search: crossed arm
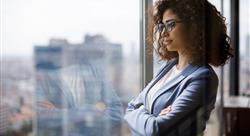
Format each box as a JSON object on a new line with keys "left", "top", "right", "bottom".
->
{"left": 124, "top": 74, "right": 217, "bottom": 136}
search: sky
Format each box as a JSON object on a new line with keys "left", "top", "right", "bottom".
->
{"left": 1, "top": 0, "right": 249, "bottom": 57}
{"left": 1, "top": 0, "right": 140, "bottom": 57}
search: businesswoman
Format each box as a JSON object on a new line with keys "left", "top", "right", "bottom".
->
{"left": 124, "top": 0, "right": 233, "bottom": 135}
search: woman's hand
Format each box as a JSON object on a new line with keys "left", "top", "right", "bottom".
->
{"left": 37, "top": 101, "right": 57, "bottom": 110}
{"left": 159, "top": 105, "right": 171, "bottom": 116}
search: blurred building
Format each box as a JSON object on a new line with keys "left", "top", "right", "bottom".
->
{"left": 34, "top": 34, "right": 123, "bottom": 136}
{"left": 0, "top": 103, "right": 11, "bottom": 135}
{"left": 34, "top": 34, "right": 123, "bottom": 98}
{"left": 35, "top": 34, "right": 122, "bottom": 69}
{"left": 0, "top": 57, "right": 34, "bottom": 135}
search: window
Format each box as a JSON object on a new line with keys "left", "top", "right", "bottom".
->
{"left": 1, "top": 0, "right": 141, "bottom": 135}
{"left": 240, "top": 0, "right": 250, "bottom": 95}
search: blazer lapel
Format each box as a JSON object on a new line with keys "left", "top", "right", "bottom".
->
{"left": 144, "top": 59, "right": 178, "bottom": 107}
{"left": 150, "top": 63, "right": 200, "bottom": 111}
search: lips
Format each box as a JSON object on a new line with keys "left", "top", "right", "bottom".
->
{"left": 163, "top": 39, "right": 172, "bottom": 45}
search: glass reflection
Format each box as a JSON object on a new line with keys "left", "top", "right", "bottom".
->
{"left": 34, "top": 35, "right": 123, "bottom": 136}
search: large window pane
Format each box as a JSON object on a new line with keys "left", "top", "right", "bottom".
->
{"left": 222, "top": 0, "right": 231, "bottom": 94}
{"left": 240, "top": 0, "right": 250, "bottom": 95}
{"left": 1, "top": 0, "right": 141, "bottom": 135}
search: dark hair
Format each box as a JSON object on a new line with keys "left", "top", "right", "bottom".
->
{"left": 147, "top": 0, "right": 233, "bottom": 66}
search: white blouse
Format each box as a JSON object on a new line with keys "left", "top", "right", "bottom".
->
{"left": 147, "top": 65, "right": 183, "bottom": 111}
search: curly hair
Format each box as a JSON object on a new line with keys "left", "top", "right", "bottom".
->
{"left": 147, "top": 0, "right": 233, "bottom": 67}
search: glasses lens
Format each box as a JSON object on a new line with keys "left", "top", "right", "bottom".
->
{"left": 158, "top": 20, "right": 178, "bottom": 32}
{"left": 158, "top": 23, "right": 165, "bottom": 32}
{"left": 166, "top": 21, "right": 176, "bottom": 32}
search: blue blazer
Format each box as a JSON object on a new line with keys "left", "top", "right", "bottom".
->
{"left": 124, "top": 59, "right": 218, "bottom": 136}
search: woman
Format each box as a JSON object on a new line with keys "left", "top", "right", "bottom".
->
{"left": 124, "top": 0, "right": 233, "bottom": 135}
{"left": 36, "top": 62, "right": 123, "bottom": 136}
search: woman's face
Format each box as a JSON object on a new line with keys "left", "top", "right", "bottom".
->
{"left": 160, "top": 9, "right": 190, "bottom": 53}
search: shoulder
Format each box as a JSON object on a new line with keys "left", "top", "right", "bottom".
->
{"left": 188, "top": 64, "right": 219, "bottom": 85}
{"left": 155, "top": 59, "right": 177, "bottom": 76}
{"left": 60, "top": 63, "right": 105, "bottom": 79}
{"left": 193, "top": 65, "right": 217, "bottom": 77}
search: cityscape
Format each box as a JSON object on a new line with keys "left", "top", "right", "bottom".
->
{"left": 0, "top": 34, "right": 141, "bottom": 135}
{"left": 0, "top": 31, "right": 250, "bottom": 136}
{"left": 0, "top": 34, "right": 250, "bottom": 135}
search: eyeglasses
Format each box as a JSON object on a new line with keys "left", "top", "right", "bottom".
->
{"left": 157, "top": 19, "right": 183, "bottom": 33}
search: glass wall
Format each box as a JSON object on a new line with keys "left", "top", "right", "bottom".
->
{"left": 240, "top": 0, "right": 250, "bottom": 95}
{"left": 0, "top": 0, "right": 141, "bottom": 135}
{"left": 222, "top": 0, "right": 231, "bottom": 94}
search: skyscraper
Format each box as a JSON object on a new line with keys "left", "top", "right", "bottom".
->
{"left": 33, "top": 34, "right": 123, "bottom": 136}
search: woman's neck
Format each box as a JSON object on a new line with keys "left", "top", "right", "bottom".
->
{"left": 177, "top": 52, "right": 191, "bottom": 70}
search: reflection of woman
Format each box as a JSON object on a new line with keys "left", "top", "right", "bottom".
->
{"left": 124, "top": 0, "right": 233, "bottom": 135}
{"left": 36, "top": 63, "right": 123, "bottom": 136}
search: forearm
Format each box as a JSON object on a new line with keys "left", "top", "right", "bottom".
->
{"left": 124, "top": 105, "right": 160, "bottom": 136}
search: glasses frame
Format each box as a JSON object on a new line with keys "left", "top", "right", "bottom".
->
{"left": 157, "top": 19, "right": 183, "bottom": 33}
